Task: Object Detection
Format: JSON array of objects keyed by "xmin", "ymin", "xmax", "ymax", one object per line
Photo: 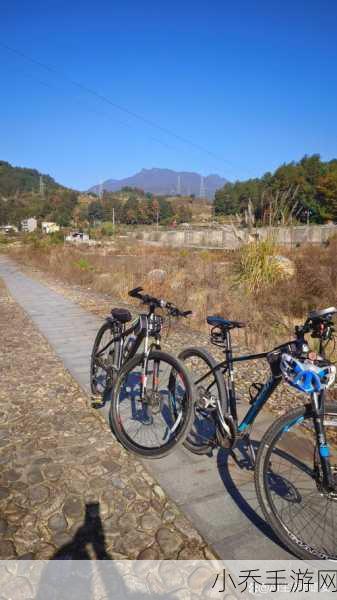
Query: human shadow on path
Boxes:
[{"xmin": 35, "ymin": 502, "xmax": 177, "ymax": 600}]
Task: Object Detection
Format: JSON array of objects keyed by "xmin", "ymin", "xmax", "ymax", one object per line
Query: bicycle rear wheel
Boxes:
[
  {"xmin": 110, "ymin": 350, "xmax": 194, "ymax": 458},
  {"xmin": 255, "ymin": 402, "xmax": 337, "ymax": 560},
  {"xmin": 178, "ymin": 347, "xmax": 227, "ymax": 454},
  {"xmin": 90, "ymin": 321, "xmax": 115, "ymax": 396}
]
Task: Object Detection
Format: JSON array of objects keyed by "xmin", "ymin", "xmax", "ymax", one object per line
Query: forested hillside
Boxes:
[
  {"xmin": 0, "ymin": 161, "xmax": 194, "ymax": 227},
  {"xmin": 3, "ymin": 156, "xmax": 337, "ymax": 228},
  {"xmin": 79, "ymin": 189, "xmax": 193, "ymax": 225},
  {"xmin": 214, "ymin": 155, "xmax": 337, "ymax": 223},
  {"xmin": 0, "ymin": 161, "xmax": 78, "ymax": 226}
]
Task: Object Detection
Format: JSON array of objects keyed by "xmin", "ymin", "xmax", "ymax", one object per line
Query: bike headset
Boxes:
[{"xmin": 280, "ymin": 353, "xmax": 336, "ymax": 394}]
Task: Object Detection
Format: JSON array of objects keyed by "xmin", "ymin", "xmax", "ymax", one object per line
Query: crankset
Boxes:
[
  {"xmin": 216, "ymin": 414, "xmax": 237, "ymax": 449},
  {"xmin": 196, "ymin": 386, "xmax": 217, "ymax": 410}
]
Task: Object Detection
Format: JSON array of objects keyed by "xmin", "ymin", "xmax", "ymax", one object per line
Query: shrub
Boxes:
[
  {"xmin": 235, "ymin": 237, "xmax": 284, "ymax": 294},
  {"xmin": 72, "ymin": 258, "xmax": 94, "ymax": 272},
  {"xmin": 48, "ymin": 231, "xmax": 64, "ymax": 245},
  {"xmin": 101, "ymin": 222, "xmax": 115, "ymax": 237}
]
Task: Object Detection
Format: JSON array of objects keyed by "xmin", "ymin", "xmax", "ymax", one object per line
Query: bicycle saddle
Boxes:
[
  {"xmin": 207, "ymin": 316, "xmax": 246, "ymax": 329},
  {"xmin": 111, "ymin": 308, "xmax": 132, "ymax": 323}
]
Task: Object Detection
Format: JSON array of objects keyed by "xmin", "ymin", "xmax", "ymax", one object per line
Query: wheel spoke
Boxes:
[
  {"xmin": 112, "ymin": 353, "xmax": 191, "ymax": 456},
  {"xmin": 259, "ymin": 407, "xmax": 337, "ymax": 559}
]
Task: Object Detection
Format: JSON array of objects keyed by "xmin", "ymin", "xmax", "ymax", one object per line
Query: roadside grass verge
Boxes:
[{"xmin": 7, "ymin": 235, "xmax": 337, "ymax": 353}]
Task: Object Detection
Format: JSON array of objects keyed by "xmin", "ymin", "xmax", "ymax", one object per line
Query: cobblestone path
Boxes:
[
  {"xmin": 0, "ymin": 277, "xmax": 215, "ymax": 560},
  {"xmin": 0, "ymin": 255, "xmax": 294, "ymax": 559}
]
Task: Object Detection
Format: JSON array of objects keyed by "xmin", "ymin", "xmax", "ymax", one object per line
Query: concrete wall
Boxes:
[{"xmin": 132, "ymin": 224, "xmax": 337, "ymax": 250}]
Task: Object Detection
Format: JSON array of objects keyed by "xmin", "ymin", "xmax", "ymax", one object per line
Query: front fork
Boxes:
[
  {"xmin": 311, "ymin": 391, "xmax": 333, "ymax": 490},
  {"xmin": 139, "ymin": 333, "xmax": 161, "ymax": 403}
]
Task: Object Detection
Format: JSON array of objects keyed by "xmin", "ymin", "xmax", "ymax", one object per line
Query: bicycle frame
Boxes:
[
  {"xmin": 97, "ymin": 303, "xmax": 162, "ymax": 399},
  {"xmin": 195, "ymin": 329, "xmax": 335, "ymax": 489},
  {"xmin": 194, "ymin": 349, "xmax": 280, "ymax": 432}
]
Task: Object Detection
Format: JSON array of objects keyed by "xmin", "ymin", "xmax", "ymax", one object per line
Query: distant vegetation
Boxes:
[
  {"xmin": 214, "ymin": 154, "xmax": 337, "ymax": 224},
  {"xmin": 2, "ymin": 155, "xmax": 337, "ymax": 230},
  {"xmin": 0, "ymin": 161, "xmax": 195, "ymax": 228},
  {"xmin": 0, "ymin": 160, "xmax": 77, "ymax": 227},
  {"xmin": 84, "ymin": 188, "xmax": 193, "ymax": 226}
]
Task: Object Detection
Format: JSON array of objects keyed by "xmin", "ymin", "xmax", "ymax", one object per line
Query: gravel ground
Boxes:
[{"xmin": 0, "ymin": 278, "xmax": 217, "ymax": 560}]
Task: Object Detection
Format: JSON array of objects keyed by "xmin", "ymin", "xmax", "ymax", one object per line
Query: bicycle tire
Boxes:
[
  {"xmin": 178, "ymin": 347, "xmax": 227, "ymax": 455},
  {"xmin": 90, "ymin": 321, "xmax": 115, "ymax": 396},
  {"xmin": 110, "ymin": 350, "xmax": 194, "ymax": 458},
  {"xmin": 255, "ymin": 402, "xmax": 337, "ymax": 560}
]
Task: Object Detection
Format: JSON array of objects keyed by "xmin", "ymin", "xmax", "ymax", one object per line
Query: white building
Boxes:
[
  {"xmin": 42, "ymin": 221, "xmax": 60, "ymax": 234},
  {"xmin": 21, "ymin": 217, "xmax": 37, "ymax": 233}
]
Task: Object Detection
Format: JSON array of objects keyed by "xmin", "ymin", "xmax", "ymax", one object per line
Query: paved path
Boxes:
[{"xmin": 0, "ymin": 255, "xmax": 292, "ymax": 559}]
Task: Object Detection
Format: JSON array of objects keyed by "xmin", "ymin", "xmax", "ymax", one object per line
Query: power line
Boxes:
[
  {"xmin": 0, "ymin": 40, "xmax": 232, "ymax": 167},
  {"xmin": 3, "ymin": 62, "xmax": 178, "ymax": 154}
]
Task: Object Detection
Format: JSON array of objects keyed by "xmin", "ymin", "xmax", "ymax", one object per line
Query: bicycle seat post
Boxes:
[{"xmin": 224, "ymin": 328, "xmax": 238, "ymax": 423}]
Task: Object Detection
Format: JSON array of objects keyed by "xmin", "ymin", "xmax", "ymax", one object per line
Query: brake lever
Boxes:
[{"xmin": 128, "ymin": 286, "xmax": 144, "ymax": 298}]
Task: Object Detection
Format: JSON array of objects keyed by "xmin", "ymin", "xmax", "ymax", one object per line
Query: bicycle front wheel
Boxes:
[
  {"xmin": 255, "ymin": 402, "xmax": 337, "ymax": 560},
  {"xmin": 110, "ymin": 350, "xmax": 194, "ymax": 458}
]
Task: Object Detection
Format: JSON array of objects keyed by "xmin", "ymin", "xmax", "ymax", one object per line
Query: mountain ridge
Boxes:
[{"xmin": 89, "ymin": 167, "xmax": 227, "ymax": 199}]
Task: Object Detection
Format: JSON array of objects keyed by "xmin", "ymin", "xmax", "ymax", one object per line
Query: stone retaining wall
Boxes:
[{"xmin": 132, "ymin": 224, "xmax": 337, "ymax": 250}]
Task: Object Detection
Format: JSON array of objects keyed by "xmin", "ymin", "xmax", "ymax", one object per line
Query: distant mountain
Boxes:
[{"xmin": 89, "ymin": 168, "xmax": 227, "ymax": 200}]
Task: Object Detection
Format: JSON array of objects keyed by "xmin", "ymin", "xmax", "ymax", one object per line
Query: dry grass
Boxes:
[
  {"xmin": 7, "ymin": 235, "xmax": 337, "ymax": 353},
  {"xmin": 234, "ymin": 236, "xmax": 284, "ymax": 294}
]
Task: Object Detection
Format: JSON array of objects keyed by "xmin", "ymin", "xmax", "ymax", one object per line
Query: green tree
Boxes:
[
  {"xmin": 317, "ymin": 168, "xmax": 337, "ymax": 220},
  {"xmin": 88, "ymin": 201, "xmax": 104, "ymax": 223}
]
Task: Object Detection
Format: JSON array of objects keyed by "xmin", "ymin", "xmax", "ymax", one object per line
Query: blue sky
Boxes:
[{"xmin": 1, "ymin": 1, "xmax": 337, "ymax": 190}]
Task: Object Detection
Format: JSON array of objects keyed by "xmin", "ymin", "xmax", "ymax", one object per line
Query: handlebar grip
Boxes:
[
  {"xmin": 128, "ymin": 286, "xmax": 144, "ymax": 298},
  {"xmin": 182, "ymin": 310, "xmax": 192, "ymax": 317}
]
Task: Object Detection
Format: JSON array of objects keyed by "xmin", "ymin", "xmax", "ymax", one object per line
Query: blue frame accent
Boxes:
[
  {"xmin": 283, "ymin": 416, "xmax": 304, "ymax": 432},
  {"xmin": 320, "ymin": 444, "xmax": 330, "ymax": 458},
  {"xmin": 238, "ymin": 376, "xmax": 280, "ymax": 432}
]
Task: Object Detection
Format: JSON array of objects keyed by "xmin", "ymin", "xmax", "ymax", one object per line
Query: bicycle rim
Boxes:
[
  {"xmin": 113, "ymin": 353, "xmax": 192, "ymax": 456},
  {"xmin": 260, "ymin": 405, "xmax": 337, "ymax": 560},
  {"xmin": 180, "ymin": 349, "xmax": 225, "ymax": 453},
  {"xmin": 91, "ymin": 324, "xmax": 115, "ymax": 395}
]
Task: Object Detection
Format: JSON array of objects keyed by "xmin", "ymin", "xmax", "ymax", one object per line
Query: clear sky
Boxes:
[{"xmin": 1, "ymin": 1, "xmax": 337, "ymax": 190}]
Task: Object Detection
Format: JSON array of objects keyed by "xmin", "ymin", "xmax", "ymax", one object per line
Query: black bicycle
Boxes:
[
  {"xmin": 178, "ymin": 308, "xmax": 337, "ymax": 560},
  {"xmin": 90, "ymin": 287, "xmax": 194, "ymax": 458}
]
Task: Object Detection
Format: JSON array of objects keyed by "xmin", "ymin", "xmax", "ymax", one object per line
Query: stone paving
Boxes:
[
  {"xmin": 0, "ymin": 255, "xmax": 299, "ymax": 559},
  {"xmin": 0, "ymin": 277, "xmax": 215, "ymax": 560}
]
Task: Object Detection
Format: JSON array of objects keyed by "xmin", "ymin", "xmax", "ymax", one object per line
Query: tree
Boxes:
[
  {"xmin": 122, "ymin": 196, "xmax": 139, "ymax": 224},
  {"xmin": 88, "ymin": 201, "xmax": 104, "ymax": 223},
  {"xmin": 317, "ymin": 168, "xmax": 337, "ymax": 220},
  {"xmin": 158, "ymin": 198, "xmax": 173, "ymax": 224}
]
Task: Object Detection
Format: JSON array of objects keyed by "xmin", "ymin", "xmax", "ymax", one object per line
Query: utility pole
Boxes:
[
  {"xmin": 99, "ymin": 181, "xmax": 103, "ymax": 199},
  {"xmin": 199, "ymin": 175, "xmax": 206, "ymax": 198},
  {"xmin": 156, "ymin": 208, "xmax": 159, "ymax": 230},
  {"xmin": 39, "ymin": 175, "xmax": 45, "ymax": 199},
  {"xmin": 177, "ymin": 175, "xmax": 181, "ymax": 195},
  {"xmin": 112, "ymin": 207, "xmax": 115, "ymax": 234}
]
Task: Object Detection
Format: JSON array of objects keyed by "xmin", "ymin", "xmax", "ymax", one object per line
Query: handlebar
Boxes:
[
  {"xmin": 295, "ymin": 307, "xmax": 337, "ymax": 343},
  {"xmin": 128, "ymin": 287, "xmax": 192, "ymax": 318},
  {"xmin": 268, "ymin": 307, "xmax": 337, "ymax": 364}
]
